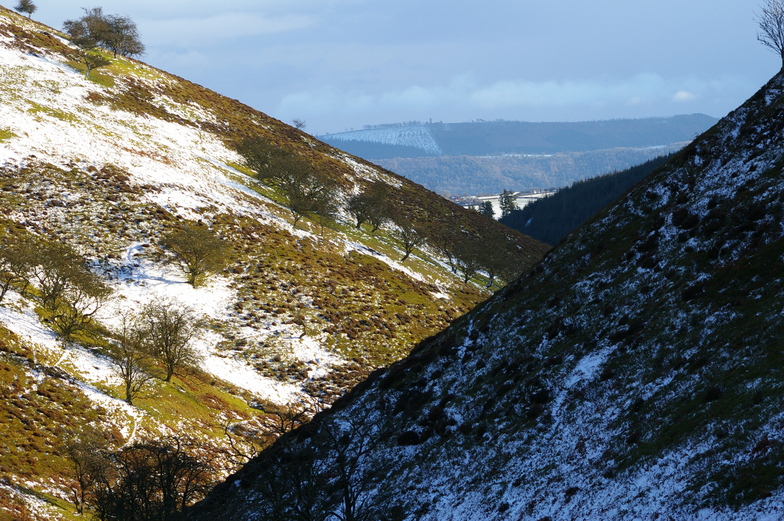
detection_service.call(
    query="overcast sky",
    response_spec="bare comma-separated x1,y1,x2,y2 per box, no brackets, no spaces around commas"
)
28,1,776,135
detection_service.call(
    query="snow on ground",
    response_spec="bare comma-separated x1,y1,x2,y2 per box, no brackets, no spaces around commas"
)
95,243,305,404
322,125,442,155
0,290,147,442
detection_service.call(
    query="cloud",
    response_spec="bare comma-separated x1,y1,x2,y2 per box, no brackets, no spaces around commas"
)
280,74,704,118
141,11,315,47
673,90,697,102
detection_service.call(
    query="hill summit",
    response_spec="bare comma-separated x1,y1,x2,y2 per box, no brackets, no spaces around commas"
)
190,71,784,519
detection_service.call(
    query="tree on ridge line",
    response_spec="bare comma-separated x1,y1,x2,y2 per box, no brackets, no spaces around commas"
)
758,0,784,69
14,0,36,18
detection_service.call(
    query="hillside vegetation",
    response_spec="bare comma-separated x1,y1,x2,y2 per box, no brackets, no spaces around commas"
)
0,7,548,519
190,70,784,521
501,153,676,245
321,117,715,195
377,147,682,195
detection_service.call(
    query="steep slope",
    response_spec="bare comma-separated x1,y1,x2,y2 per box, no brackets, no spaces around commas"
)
190,72,784,520
501,153,675,245
0,7,548,518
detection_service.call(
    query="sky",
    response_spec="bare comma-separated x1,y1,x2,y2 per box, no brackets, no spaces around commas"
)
26,0,777,135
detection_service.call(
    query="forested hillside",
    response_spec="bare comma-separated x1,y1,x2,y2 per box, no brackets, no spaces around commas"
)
500,154,675,245
321,116,716,158
321,116,715,195
378,147,681,195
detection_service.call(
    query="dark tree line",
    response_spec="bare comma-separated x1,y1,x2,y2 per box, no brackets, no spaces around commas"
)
65,431,216,521
500,154,673,246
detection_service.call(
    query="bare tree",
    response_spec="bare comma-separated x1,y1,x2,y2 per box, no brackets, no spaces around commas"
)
346,181,393,232
50,267,111,339
142,300,201,382
236,137,286,183
292,118,307,130
63,8,113,78
112,313,155,405
391,216,426,262
25,240,110,338
160,224,228,286
758,0,784,68
13,0,36,18
103,14,145,57
64,427,112,514
284,165,339,227
452,236,484,284
64,7,144,58
0,239,34,302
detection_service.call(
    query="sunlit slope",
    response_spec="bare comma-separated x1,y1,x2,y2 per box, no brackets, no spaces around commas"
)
0,6,548,519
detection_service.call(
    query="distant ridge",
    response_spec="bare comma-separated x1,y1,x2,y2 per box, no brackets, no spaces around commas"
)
320,114,718,159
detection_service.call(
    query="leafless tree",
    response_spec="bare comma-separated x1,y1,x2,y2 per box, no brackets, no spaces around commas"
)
452,236,484,284
111,313,155,405
64,7,144,58
103,14,145,57
26,240,109,338
0,240,33,302
235,138,340,226
757,0,784,69
63,8,114,78
236,137,290,183
142,300,201,382
292,118,307,130
64,427,112,514
346,181,393,232
160,224,228,286
391,216,426,262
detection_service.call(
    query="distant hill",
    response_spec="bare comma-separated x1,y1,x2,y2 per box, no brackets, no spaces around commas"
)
319,116,717,195
500,154,674,245
377,147,682,195
320,115,718,158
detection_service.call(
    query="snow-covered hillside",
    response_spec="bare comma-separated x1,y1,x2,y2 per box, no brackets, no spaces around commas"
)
190,73,784,521
0,9,548,518
321,125,442,155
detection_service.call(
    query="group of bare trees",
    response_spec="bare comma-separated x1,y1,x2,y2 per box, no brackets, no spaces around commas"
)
65,430,216,521
112,300,201,404
247,408,387,521
0,237,110,339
